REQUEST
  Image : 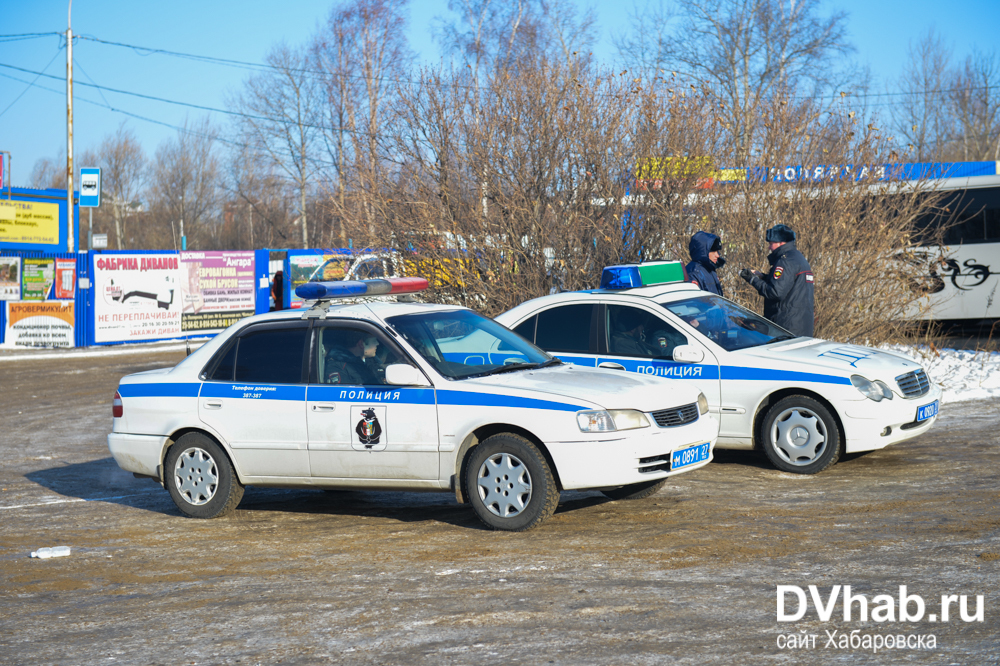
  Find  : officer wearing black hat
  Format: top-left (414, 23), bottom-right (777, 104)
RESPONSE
top-left (739, 224), bottom-right (815, 337)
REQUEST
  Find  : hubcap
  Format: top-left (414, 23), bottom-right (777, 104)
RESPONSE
top-left (770, 408), bottom-right (827, 466)
top-left (173, 447), bottom-right (219, 505)
top-left (476, 453), bottom-right (532, 518)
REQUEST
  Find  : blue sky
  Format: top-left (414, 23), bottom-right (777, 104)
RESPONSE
top-left (1, 0), bottom-right (998, 188)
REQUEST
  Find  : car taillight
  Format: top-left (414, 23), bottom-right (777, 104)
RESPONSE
top-left (113, 390), bottom-right (123, 418)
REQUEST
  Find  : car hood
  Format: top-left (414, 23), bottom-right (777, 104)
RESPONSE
top-left (461, 363), bottom-right (702, 412)
top-left (739, 339), bottom-right (925, 383)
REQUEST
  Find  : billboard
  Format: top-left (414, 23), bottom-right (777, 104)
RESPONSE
top-left (21, 257), bottom-right (55, 300)
top-left (2, 301), bottom-right (75, 349)
top-left (93, 254), bottom-right (182, 343)
top-left (0, 256), bottom-right (20, 300)
top-left (0, 199), bottom-right (60, 246)
top-left (180, 250), bottom-right (256, 333)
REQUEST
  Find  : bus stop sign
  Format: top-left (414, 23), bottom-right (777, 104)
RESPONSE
top-left (80, 167), bottom-right (101, 207)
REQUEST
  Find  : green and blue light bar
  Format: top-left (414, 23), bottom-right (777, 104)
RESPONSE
top-left (599, 261), bottom-right (687, 290)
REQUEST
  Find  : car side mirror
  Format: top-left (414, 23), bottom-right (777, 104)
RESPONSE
top-left (385, 364), bottom-right (431, 386)
top-left (672, 345), bottom-right (704, 364)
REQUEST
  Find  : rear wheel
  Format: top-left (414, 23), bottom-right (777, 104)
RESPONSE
top-left (759, 395), bottom-right (841, 474)
top-left (464, 434), bottom-right (559, 531)
top-left (601, 478), bottom-right (667, 501)
top-left (164, 433), bottom-right (244, 518)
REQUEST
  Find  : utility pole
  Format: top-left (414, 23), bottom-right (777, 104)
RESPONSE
top-left (66, 0), bottom-right (75, 252)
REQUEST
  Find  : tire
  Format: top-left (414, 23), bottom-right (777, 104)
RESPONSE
top-left (464, 433), bottom-right (559, 531)
top-left (601, 478), bottom-right (667, 501)
top-left (758, 395), bottom-right (842, 474)
top-left (164, 433), bottom-right (244, 518)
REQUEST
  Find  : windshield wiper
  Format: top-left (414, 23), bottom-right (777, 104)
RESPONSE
top-left (467, 362), bottom-right (541, 378)
top-left (767, 335), bottom-right (797, 344)
top-left (538, 358), bottom-right (563, 368)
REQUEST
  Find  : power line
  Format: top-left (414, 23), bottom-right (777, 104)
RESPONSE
top-left (0, 47), bottom-right (63, 119)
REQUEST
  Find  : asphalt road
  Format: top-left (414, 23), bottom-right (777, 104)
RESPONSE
top-left (1, 346), bottom-right (998, 665)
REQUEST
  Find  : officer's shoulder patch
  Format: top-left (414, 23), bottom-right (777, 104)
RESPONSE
top-left (773, 267), bottom-right (783, 279)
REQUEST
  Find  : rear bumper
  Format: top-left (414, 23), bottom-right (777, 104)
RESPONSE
top-left (107, 433), bottom-right (168, 478)
top-left (547, 415), bottom-right (718, 490)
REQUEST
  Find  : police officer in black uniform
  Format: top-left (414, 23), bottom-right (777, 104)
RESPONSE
top-left (685, 231), bottom-right (726, 296)
top-left (739, 224), bottom-right (815, 338)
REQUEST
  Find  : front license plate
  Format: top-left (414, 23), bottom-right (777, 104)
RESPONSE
top-left (671, 442), bottom-right (711, 470)
top-left (917, 400), bottom-right (939, 421)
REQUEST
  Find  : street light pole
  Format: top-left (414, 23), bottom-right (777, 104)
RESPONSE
top-left (66, 0), bottom-right (75, 252)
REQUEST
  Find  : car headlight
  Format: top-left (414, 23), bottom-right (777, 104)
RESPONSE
top-left (697, 392), bottom-right (709, 414)
top-left (576, 409), bottom-right (650, 432)
top-left (850, 375), bottom-right (894, 402)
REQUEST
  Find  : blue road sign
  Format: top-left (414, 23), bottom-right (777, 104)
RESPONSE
top-left (80, 167), bottom-right (101, 207)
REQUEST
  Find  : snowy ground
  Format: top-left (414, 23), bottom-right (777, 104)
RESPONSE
top-left (884, 345), bottom-right (1000, 404)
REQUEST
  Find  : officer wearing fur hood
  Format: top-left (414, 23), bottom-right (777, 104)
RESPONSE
top-left (739, 224), bottom-right (815, 337)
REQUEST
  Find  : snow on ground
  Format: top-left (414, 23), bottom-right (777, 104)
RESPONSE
top-left (883, 345), bottom-right (1000, 404)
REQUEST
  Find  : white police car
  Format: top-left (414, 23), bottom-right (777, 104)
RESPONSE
top-left (495, 261), bottom-right (942, 475)
top-left (108, 277), bottom-right (717, 531)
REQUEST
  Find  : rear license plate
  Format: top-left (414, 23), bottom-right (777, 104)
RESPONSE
top-left (671, 442), bottom-right (711, 470)
top-left (917, 400), bottom-right (939, 421)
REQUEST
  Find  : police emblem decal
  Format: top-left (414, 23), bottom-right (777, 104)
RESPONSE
top-left (355, 407), bottom-right (382, 448)
top-left (773, 267), bottom-right (783, 279)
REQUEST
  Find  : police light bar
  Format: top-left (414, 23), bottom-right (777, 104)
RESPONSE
top-left (599, 261), bottom-right (686, 290)
top-left (295, 277), bottom-right (428, 300)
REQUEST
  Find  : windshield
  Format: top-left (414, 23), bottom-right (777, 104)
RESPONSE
top-left (661, 295), bottom-right (794, 351)
top-left (386, 309), bottom-right (552, 379)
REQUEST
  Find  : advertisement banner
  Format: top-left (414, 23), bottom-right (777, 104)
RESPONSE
top-left (2, 301), bottom-right (75, 348)
top-left (180, 250), bottom-right (256, 333)
top-left (22, 257), bottom-right (55, 300)
top-left (55, 257), bottom-right (76, 299)
top-left (0, 199), bottom-right (60, 246)
top-left (0, 256), bottom-right (19, 300)
top-left (288, 252), bottom-right (352, 309)
top-left (93, 254), bottom-right (182, 343)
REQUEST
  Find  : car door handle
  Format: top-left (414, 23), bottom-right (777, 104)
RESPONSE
top-left (203, 400), bottom-right (223, 410)
top-left (311, 403), bottom-right (337, 412)
top-left (598, 362), bottom-right (626, 371)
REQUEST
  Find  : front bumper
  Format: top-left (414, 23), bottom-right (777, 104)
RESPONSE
top-left (547, 415), bottom-right (718, 490)
top-left (840, 385), bottom-right (943, 453)
top-left (107, 432), bottom-right (169, 479)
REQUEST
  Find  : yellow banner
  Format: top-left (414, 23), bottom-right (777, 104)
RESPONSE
top-left (0, 200), bottom-right (60, 245)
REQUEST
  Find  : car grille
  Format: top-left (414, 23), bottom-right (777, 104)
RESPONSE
top-left (651, 402), bottom-right (699, 427)
top-left (895, 369), bottom-right (930, 398)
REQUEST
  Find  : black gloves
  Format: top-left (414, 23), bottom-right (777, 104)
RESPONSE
top-left (739, 268), bottom-right (754, 282)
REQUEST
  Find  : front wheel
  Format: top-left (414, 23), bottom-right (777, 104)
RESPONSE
top-left (758, 395), bottom-right (841, 474)
top-left (601, 478), bottom-right (667, 501)
top-left (464, 434), bottom-right (559, 531)
top-left (164, 433), bottom-right (244, 518)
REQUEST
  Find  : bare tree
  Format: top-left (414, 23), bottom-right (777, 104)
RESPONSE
top-left (948, 49), bottom-right (1000, 161)
top-left (231, 43), bottom-right (318, 248)
top-left (147, 117), bottom-right (222, 250)
top-left (890, 29), bottom-right (953, 161)
top-left (97, 124), bottom-right (146, 250)
top-left (28, 154), bottom-right (65, 190)
top-left (615, 0), bottom-right (854, 160)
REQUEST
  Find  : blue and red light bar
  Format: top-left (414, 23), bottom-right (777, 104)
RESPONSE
top-left (599, 261), bottom-right (686, 290)
top-left (295, 277), bottom-right (428, 300)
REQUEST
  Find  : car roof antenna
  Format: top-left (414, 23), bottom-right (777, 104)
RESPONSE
top-left (186, 339), bottom-right (191, 357)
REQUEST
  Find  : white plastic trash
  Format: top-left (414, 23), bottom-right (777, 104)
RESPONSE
top-left (30, 546), bottom-right (71, 559)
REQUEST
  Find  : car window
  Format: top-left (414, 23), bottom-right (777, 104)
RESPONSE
top-left (387, 309), bottom-right (550, 379)
top-left (512, 315), bottom-right (537, 343)
top-left (233, 327), bottom-right (308, 384)
top-left (206, 340), bottom-right (238, 380)
top-left (661, 295), bottom-right (792, 351)
top-left (315, 324), bottom-right (407, 386)
top-left (606, 304), bottom-right (685, 359)
top-left (353, 259), bottom-right (385, 279)
top-left (535, 305), bottom-right (592, 353)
